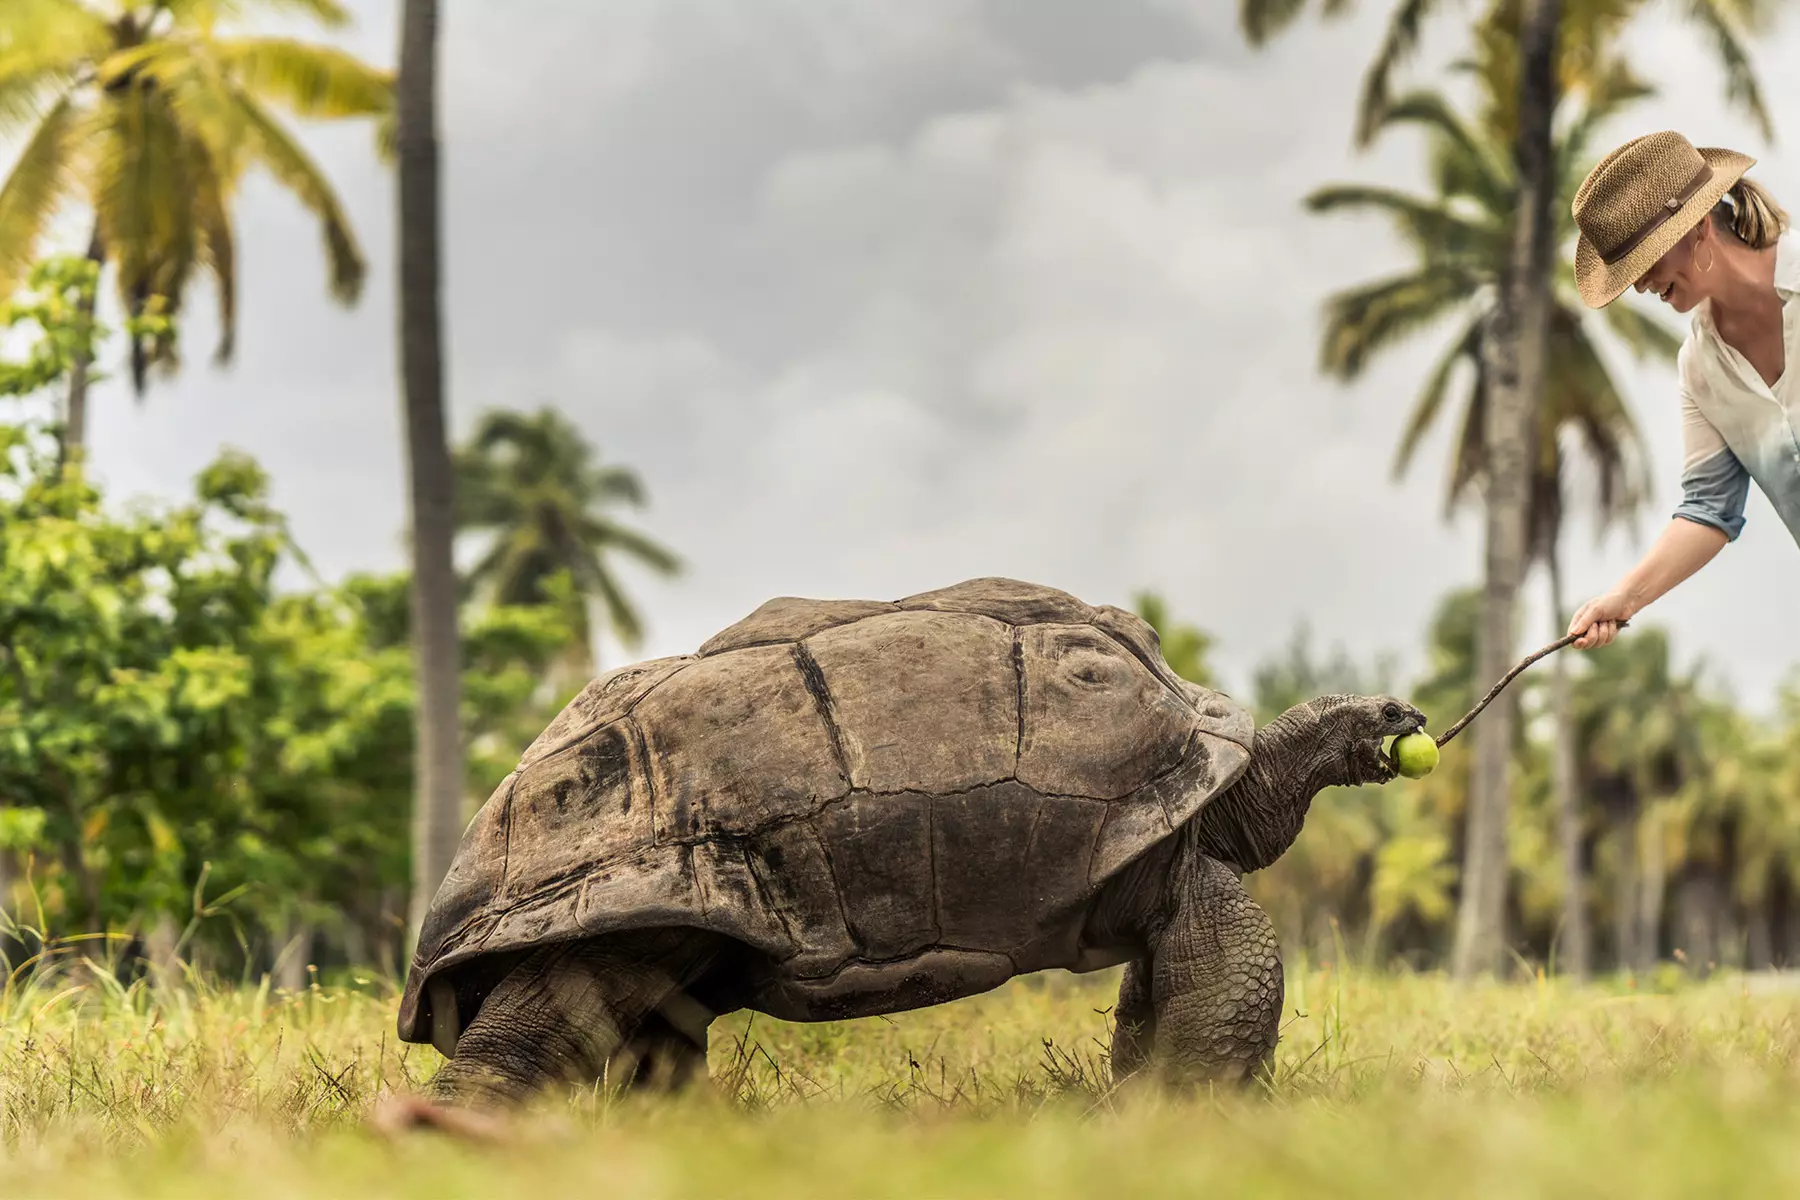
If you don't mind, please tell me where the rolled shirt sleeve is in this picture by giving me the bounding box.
[1673,385,1750,540]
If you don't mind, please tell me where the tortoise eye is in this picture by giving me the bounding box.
[1382,703,1402,722]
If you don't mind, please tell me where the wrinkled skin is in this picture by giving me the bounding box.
[389,694,1423,1126]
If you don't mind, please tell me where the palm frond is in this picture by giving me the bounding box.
[580,518,682,576]
[1238,0,1315,47]
[589,464,647,507]
[230,90,364,302]
[1443,355,1490,518]
[1681,0,1773,140]
[0,94,77,297]
[1354,0,1445,148]
[159,0,352,32]
[588,565,645,651]
[0,0,112,75]
[1392,313,1482,481]
[1317,264,1483,381]
[189,148,237,363]
[129,40,363,301]
[1596,299,1683,364]
[1306,184,1497,262]
[1375,89,1511,212]
[88,82,207,390]
[212,37,392,120]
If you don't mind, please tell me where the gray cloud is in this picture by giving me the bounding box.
[46,0,1800,713]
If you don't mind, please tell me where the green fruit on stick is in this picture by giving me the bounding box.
[1392,731,1439,779]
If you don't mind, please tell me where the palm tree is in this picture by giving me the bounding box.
[1236,0,1776,151]
[454,406,681,680]
[1307,32,1669,977]
[395,0,460,942]
[0,0,392,459]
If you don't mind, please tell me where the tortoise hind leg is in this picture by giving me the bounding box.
[424,932,718,1111]
[1144,854,1283,1088]
[614,1001,713,1092]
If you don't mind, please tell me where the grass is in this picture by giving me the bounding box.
[5,957,1800,1197]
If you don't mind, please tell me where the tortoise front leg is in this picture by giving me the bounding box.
[1109,959,1156,1084]
[1144,854,1283,1088]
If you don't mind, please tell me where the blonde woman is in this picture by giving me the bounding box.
[1566,130,1794,649]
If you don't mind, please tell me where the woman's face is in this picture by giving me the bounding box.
[1631,222,1716,313]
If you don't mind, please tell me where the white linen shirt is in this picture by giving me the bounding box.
[1673,231,1800,548]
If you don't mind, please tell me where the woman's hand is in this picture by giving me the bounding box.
[1567,593,1634,649]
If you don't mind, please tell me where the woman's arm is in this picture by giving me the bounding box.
[1567,517,1728,647]
[1569,376,1745,649]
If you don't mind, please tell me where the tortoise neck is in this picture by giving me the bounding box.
[1189,705,1339,872]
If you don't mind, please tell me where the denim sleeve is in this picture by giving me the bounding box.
[1674,446,1750,540]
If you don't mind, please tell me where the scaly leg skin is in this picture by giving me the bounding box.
[375,933,714,1136]
[615,1005,711,1093]
[1147,854,1283,1089]
[1108,959,1156,1086]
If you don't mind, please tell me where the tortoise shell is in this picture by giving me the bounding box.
[397,577,1254,1040]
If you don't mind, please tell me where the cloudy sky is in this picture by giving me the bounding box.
[33,0,1800,714]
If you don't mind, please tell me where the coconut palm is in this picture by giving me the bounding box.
[454,406,681,679]
[1237,0,1776,151]
[1307,30,1674,976]
[0,0,392,457]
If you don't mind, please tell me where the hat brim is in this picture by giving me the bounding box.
[1574,147,1755,309]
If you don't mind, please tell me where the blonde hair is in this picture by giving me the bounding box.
[1710,177,1789,249]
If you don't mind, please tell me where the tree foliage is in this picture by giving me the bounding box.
[0,273,573,976]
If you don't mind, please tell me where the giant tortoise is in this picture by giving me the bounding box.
[395,577,1422,1111]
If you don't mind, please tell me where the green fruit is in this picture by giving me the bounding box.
[1392,731,1439,779]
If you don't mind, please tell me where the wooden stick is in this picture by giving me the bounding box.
[1433,621,1626,749]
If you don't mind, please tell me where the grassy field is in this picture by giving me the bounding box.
[4,960,1800,1198]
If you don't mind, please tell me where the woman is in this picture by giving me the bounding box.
[1566,130,1794,649]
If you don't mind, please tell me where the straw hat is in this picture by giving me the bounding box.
[1572,130,1754,308]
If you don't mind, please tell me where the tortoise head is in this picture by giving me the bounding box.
[1306,694,1428,786]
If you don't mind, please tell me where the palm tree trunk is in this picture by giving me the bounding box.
[58,225,105,470]
[273,917,314,993]
[1548,548,1592,980]
[142,911,181,989]
[1635,806,1666,971]
[1612,802,1640,970]
[1451,0,1561,980]
[397,0,465,942]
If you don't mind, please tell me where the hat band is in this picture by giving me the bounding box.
[1598,162,1715,265]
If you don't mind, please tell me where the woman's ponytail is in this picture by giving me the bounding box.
[1711,177,1789,249]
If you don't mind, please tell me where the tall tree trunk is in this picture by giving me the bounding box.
[273,917,314,993]
[142,911,181,990]
[398,0,465,943]
[58,226,106,470]
[1611,802,1640,970]
[1451,0,1561,979]
[1746,899,1773,971]
[1635,806,1666,971]
[1548,548,1591,979]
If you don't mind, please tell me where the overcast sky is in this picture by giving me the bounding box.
[29,0,1800,715]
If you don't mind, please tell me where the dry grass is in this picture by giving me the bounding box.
[5,954,1800,1198]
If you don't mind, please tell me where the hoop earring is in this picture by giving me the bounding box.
[1696,242,1715,273]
